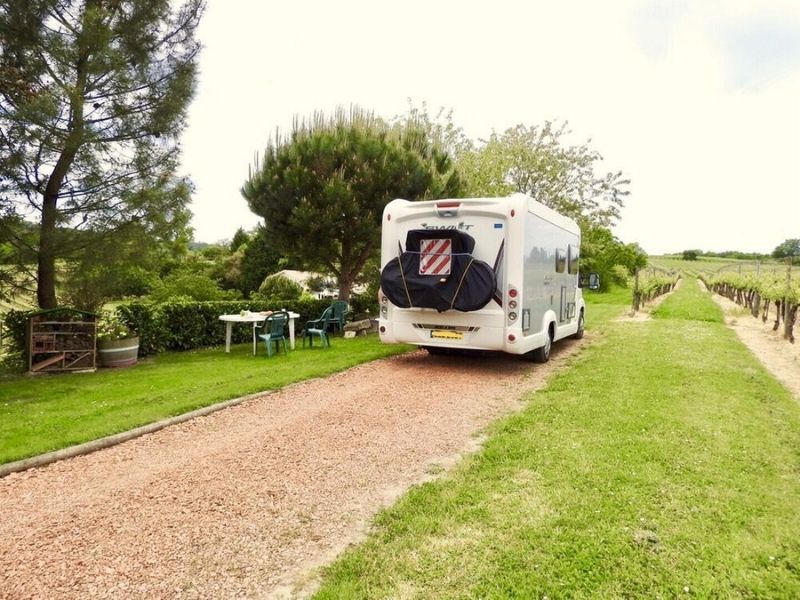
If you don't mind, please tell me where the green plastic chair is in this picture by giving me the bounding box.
[257,311,289,356]
[330,300,350,333]
[302,306,332,348]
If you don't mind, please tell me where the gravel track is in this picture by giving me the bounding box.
[1,340,586,599]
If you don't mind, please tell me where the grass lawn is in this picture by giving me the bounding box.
[314,280,800,598]
[0,335,412,465]
[584,284,631,329]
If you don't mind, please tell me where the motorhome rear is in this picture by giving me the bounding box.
[378,193,586,361]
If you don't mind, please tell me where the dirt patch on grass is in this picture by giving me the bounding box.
[710,292,800,401]
[0,336,589,599]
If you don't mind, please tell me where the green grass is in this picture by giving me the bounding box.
[585,284,631,329]
[652,278,723,323]
[0,335,412,465]
[314,280,800,598]
[0,286,628,467]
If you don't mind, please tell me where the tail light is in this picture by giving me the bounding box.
[508,287,519,321]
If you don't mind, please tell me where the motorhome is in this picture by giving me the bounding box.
[378,193,590,361]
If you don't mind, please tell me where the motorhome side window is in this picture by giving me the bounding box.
[568,245,579,274]
[555,248,567,273]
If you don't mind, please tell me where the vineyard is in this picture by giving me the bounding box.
[631,268,680,312]
[649,256,798,343]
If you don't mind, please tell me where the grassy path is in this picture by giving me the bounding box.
[315,281,800,598]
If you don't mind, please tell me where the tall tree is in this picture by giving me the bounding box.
[238,225,287,297]
[242,107,461,300]
[0,0,204,308]
[773,239,800,260]
[456,121,628,228]
[580,225,647,289]
[229,227,250,252]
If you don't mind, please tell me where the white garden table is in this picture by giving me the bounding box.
[219,312,301,355]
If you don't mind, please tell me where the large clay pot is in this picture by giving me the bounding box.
[97,336,139,368]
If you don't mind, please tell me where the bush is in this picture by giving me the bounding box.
[1,309,30,373]
[148,271,242,302]
[96,310,134,341]
[256,274,303,304]
[115,302,166,356]
[610,265,631,287]
[350,293,378,318]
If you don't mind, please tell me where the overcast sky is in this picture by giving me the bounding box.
[180,0,800,255]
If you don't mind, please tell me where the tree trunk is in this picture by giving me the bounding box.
[35,41,89,308]
[784,265,793,341]
[337,239,374,302]
[785,303,797,343]
[337,275,352,301]
[37,195,59,309]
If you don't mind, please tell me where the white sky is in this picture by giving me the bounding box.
[181,0,800,255]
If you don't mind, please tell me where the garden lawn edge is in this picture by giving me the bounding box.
[0,386,282,478]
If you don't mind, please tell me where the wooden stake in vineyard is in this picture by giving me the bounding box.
[784,260,795,342]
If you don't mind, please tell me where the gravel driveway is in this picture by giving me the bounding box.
[1,341,585,599]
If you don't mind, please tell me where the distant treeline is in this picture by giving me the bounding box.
[677,250,770,262]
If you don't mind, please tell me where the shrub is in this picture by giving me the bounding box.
[610,265,631,287]
[350,293,378,318]
[1,309,30,373]
[256,274,303,304]
[148,271,242,302]
[96,310,135,342]
[116,302,166,356]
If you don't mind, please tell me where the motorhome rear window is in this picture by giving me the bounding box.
[555,248,567,273]
[568,245,579,274]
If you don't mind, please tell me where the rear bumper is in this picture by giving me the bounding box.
[379,308,541,355]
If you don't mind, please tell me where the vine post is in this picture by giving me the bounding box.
[784,260,793,341]
[633,269,641,313]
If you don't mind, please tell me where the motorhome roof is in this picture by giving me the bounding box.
[388,194,580,236]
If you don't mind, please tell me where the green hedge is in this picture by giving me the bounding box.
[1,294,379,369]
[118,297,341,356]
[0,309,29,372]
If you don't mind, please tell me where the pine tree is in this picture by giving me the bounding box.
[0,0,204,308]
[242,107,461,300]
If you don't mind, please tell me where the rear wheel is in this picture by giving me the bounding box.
[526,327,553,363]
[571,311,585,339]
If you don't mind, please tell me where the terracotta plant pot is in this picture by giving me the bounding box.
[97,336,139,368]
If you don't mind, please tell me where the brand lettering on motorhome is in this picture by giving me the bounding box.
[420,222,474,231]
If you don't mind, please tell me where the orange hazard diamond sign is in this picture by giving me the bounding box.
[419,239,452,276]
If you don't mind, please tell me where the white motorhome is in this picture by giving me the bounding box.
[378,193,592,361]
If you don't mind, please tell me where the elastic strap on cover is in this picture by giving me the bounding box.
[397,242,414,308]
[449,258,475,310]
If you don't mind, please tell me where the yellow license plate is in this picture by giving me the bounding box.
[430,330,463,340]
